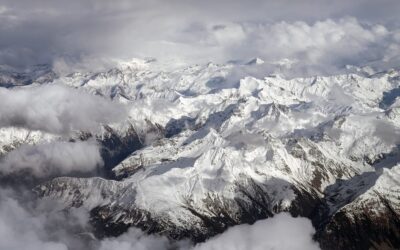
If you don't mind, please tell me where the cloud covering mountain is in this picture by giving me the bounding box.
[1,0,400,73]
[0,141,103,177]
[0,85,127,134]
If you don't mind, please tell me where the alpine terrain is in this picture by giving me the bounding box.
[1,58,399,250]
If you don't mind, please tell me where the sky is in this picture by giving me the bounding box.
[1,0,400,72]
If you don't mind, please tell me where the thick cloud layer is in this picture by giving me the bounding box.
[1,0,400,72]
[0,85,127,134]
[183,18,400,75]
[0,140,103,177]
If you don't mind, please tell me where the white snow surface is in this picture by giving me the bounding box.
[1,59,400,230]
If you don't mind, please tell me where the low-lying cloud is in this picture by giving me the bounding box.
[98,228,187,250]
[0,140,103,177]
[0,84,127,134]
[99,213,320,250]
[194,213,320,250]
[0,188,93,250]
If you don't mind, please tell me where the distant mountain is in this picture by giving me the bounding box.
[0,64,56,88]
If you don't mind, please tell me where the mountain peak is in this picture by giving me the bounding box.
[246,57,265,65]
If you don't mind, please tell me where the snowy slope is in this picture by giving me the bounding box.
[1,59,399,249]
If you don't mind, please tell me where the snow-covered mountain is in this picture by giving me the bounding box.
[0,64,56,88]
[1,59,400,250]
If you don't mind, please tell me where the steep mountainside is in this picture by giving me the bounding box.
[1,59,399,249]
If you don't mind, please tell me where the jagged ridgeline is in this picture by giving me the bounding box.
[1,59,400,250]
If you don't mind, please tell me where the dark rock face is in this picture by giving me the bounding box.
[84,172,400,250]
[31,121,399,250]
[317,209,400,250]
[90,205,157,239]
[34,123,400,250]
[86,178,322,243]
[98,124,143,179]
[20,66,399,250]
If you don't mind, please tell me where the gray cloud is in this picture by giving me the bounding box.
[0,140,103,177]
[0,188,93,250]
[373,120,400,146]
[0,84,127,134]
[98,228,189,250]
[0,0,400,72]
[0,193,68,250]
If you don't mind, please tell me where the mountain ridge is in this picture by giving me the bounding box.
[1,60,399,250]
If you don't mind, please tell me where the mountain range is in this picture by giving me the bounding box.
[1,58,399,250]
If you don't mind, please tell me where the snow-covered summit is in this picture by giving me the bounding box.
[1,59,399,249]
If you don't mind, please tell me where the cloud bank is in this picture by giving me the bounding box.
[98,228,185,250]
[0,84,127,134]
[0,0,400,73]
[0,140,103,177]
[186,18,400,75]
[194,213,320,250]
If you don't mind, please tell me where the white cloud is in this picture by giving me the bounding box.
[211,18,399,75]
[194,213,320,250]
[99,213,320,250]
[99,228,186,250]
[0,197,68,250]
[0,84,127,134]
[42,18,400,76]
[0,140,103,177]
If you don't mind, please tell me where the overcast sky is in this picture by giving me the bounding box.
[1,0,400,70]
